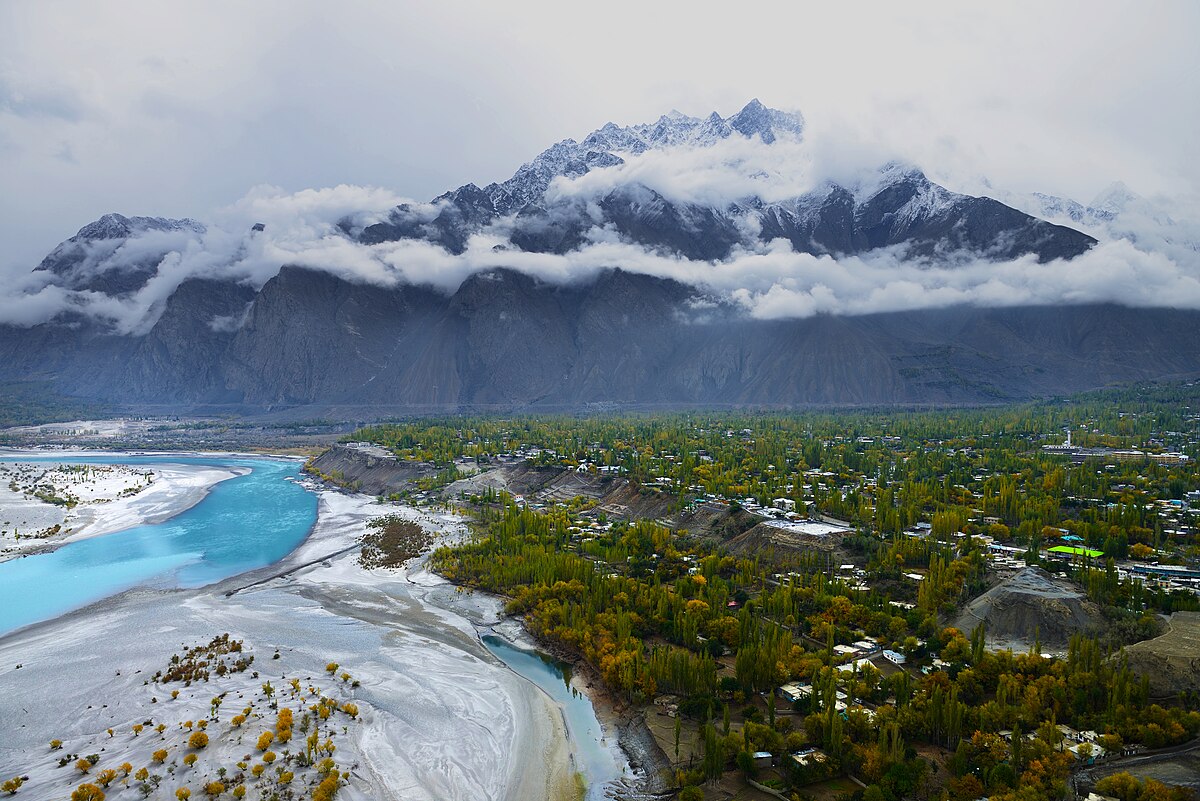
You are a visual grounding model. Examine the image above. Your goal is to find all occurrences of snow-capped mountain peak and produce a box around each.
[728,98,805,144]
[1090,181,1138,216]
[351,101,1097,267]
[73,213,204,243]
[35,213,206,295]
[464,100,807,213]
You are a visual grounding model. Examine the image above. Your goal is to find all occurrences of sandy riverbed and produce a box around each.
[0,483,581,801]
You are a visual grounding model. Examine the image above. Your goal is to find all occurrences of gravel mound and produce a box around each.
[954,567,1106,651]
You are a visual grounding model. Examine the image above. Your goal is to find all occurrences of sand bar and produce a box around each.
[0,450,246,562]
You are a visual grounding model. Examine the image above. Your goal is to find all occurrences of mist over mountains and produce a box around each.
[3,100,1199,412]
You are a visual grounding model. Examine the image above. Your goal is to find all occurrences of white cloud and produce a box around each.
[724,240,1200,320]
[0,184,414,334]
[2,158,1198,333]
[547,136,819,207]
[1,0,1196,284]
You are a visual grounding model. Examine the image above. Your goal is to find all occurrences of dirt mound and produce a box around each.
[676,502,760,541]
[444,463,564,499]
[724,520,841,558]
[308,444,438,495]
[588,480,675,522]
[445,465,676,522]
[537,471,616,503]
[953,567,1106,651]
[1124,611,1200,699]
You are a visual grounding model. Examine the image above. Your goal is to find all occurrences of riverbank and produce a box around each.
[0,450,246,562]
[0,483,582,801]
[491,621,678,798]
[425,551,675,799]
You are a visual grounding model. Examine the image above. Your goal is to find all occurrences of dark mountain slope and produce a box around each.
[3,264,1198,412]
[224,267,447,405]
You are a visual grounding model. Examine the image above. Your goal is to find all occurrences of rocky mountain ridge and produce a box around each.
[361,100,1095,263]
[0,101,1195,413]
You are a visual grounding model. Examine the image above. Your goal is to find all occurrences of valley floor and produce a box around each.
[0,484,591,801]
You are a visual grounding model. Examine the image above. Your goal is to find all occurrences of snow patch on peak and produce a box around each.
[728,98,805,144]
[75,213,205,242]
[1029,192,1091,223]
[1091,181,1137,216]
[36,213,207,283]
[964,179,1197,271]
[476,100,808,213]
[850,161,930,203]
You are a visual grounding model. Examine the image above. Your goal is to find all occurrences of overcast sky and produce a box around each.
[1,0,1196,275]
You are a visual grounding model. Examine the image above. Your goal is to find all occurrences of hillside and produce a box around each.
[4,266,1200,411]
[1124,611,1200,699]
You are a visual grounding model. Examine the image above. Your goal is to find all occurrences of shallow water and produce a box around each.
[482,633,627,800]
[0,455,317,636]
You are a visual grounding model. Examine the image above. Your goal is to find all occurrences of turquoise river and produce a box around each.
[0,454,317,636]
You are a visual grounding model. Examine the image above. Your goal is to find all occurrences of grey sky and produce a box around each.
[1,0,1196,275]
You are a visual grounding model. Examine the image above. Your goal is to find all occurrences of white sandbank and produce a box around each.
[0,451,245,562]
[0,487,579,801]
